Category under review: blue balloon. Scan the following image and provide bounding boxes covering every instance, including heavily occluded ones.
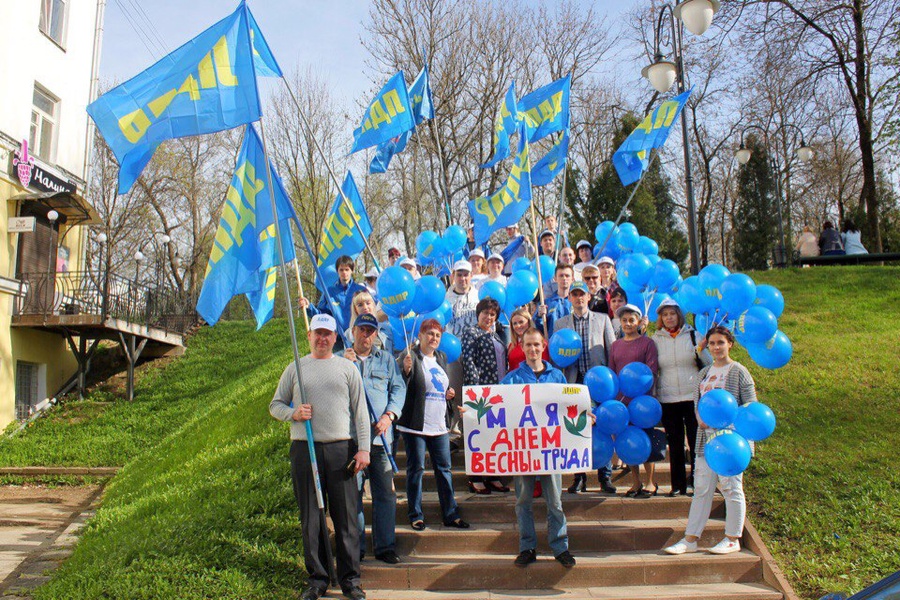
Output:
[533,254,556,281]
[440,299,453,325]
[591,431,615,469]
[421,303,448,327]
[438,331,461,363]
[693,313,714,336]
[411,275,446,314]
[618,253,653,288]
[746,330,792,369]
[705,430,752,477]
[733,402,776,441]
[595,400,629,436]
[377,266,416,317]
[479,280,507,308]
[585,366,619,402]
[646,254,661,268]
[549,329,582,368]
[430,235,447,258]
[637,235,659,255]
[618,362,654,398]
[734,306,778,345]
[443,225,467,253]
[720,273,757,318]
[628,395,662,428]
[594,220,618,245]
[699,264,729,313]
[615,223,640,252]
[754,284,785,318]
[599,243,620,262]
[677,276,705,315]
[652,259,681,292]
[416,230,440,261]
[507,270,539,307]
[646,292,671,320]
[698,389,739,429]
[615,426,652,466]
[511,256,532,273]
[389,314,422,349]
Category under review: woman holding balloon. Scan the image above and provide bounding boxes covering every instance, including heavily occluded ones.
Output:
[665,325,757,556]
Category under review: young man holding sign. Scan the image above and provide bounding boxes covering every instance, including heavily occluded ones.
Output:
[500,328,577,568]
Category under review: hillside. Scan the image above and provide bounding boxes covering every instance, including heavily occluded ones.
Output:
[1,266,897,599]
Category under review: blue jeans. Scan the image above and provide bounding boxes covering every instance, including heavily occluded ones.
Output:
[515,474,568,556]
[357,445,397,556]
[402,432,460,524]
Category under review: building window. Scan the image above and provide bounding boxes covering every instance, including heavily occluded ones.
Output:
[39,0,68,47]
[30,85,58,162]
[15,362,41,420]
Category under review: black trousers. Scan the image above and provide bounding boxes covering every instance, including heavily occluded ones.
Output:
[290,439,360,592]
[660,401,698,493]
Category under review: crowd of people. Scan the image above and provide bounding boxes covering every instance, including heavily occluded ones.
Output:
[270,222,760,600]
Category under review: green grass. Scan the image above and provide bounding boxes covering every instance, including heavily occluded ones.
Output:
[2,267,897,599]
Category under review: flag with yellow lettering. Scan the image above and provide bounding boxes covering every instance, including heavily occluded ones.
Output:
[350,71,415,154]
[531,129,569,186]
[315,172,372,290]
[468,122,532,245]
[87,2,280,195]
[518,75,570,143]
[612,89,692,186]
[197,124,297,329]
[369,66,434,173]
[481,82,520,169]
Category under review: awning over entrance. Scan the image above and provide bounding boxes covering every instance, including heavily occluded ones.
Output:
[10,190,101,226]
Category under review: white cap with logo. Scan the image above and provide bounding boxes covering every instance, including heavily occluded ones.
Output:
[309,314,337,332]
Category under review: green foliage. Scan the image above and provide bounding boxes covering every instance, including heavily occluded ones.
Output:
[567,115,688,265]
[734,135,778,270]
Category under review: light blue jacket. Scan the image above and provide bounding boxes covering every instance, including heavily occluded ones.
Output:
[501,360,568,385]
[337,347,406,446]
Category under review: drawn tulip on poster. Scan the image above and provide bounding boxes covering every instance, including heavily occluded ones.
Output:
[564,404,589,438]
[464,387,504,424]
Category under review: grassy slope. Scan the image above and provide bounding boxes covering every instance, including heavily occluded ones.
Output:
[1,267,897,599]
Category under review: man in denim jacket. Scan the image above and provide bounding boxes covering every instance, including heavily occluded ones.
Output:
[338,314,406,565]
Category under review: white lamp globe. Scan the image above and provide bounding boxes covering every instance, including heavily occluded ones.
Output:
[97,232,108,244]
[674,0,721,36]
[797,144,814,163]
[47,209,59,223]
[642,60,677,93]
[134,250,145,263]
[735,147,752,165]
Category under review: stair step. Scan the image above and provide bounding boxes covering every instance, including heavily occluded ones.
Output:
[364,582,783,599]
[368,518,727,555]
[361,549,763,590]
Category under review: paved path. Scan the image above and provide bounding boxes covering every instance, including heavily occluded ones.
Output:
[0,485,102,599]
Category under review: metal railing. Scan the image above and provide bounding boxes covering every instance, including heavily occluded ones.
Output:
[14,270,198,334]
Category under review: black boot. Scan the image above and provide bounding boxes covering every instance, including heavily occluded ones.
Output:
[567,473,587,494]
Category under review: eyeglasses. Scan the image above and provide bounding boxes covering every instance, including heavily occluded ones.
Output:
[583,276,599,281]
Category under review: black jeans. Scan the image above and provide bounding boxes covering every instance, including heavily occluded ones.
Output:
[660,401,698,493]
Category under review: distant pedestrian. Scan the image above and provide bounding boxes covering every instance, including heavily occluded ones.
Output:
[795,225,819,258]
[841,220,868,255]
[818,221,844,256]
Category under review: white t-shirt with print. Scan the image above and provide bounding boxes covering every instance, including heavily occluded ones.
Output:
[398,355,450,436]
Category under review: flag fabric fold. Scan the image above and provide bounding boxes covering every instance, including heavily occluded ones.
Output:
[350,71,415,154]
[480,82,520,169]
[316,172,373,289]
[369,66,434,173]
[518,75,571,143]
[531,129,569,186]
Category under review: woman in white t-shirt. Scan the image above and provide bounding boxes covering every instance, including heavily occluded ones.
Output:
[398,319,469,531]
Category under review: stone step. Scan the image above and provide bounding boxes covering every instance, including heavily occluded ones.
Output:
[365,491,724,523]
[360,549,763,590]
[364,582,783,600]
[366,518,727,555]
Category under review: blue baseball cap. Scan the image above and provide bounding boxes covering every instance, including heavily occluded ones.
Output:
[568,281,589,295]
[354,313,379,329]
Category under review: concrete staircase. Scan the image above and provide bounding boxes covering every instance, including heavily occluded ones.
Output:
[359,446,796,600]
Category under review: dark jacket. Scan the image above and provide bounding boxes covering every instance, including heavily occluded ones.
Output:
[396,346,451,432]
[461,325,506,386]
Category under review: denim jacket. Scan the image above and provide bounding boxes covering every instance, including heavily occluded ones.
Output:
[337,347,406,446]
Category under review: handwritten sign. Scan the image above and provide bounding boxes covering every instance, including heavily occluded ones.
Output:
[463,383,592,476]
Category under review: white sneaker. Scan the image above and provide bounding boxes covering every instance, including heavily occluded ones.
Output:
[663,538,698,555]
[708,537,741,555]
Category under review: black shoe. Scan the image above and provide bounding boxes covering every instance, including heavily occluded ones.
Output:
[343,585,367,600]
[667,488,688,497]
[443,517,470,529]
[555,550,576,568]
[300,587,324,600]
[599,478,617,494]
[375,550,401,564]
[567,474,587,494]
[515,548,537,567]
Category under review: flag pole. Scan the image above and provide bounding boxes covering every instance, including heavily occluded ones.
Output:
[596,150,660,257]
[554,159,568,263]
[278,80,382,271]
[292,259,310,331]
[257,118,338,588]
[529,202,548,338]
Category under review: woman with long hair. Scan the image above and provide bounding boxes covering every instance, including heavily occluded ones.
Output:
[841,219,868,255]
[347,291,393,354]
[508,307,548,371]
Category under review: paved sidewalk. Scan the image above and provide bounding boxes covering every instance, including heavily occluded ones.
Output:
[0,485,102,598]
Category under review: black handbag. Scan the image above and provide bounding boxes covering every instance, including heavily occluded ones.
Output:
[646,428,668,463]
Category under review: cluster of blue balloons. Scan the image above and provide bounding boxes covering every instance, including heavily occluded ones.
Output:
[583,362,664,467]
[697,389,777,476]
[415,225,468,274]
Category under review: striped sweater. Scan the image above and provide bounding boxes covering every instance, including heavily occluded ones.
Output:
[694,361,757,457]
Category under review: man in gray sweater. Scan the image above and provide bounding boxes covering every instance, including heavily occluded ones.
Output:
[269,313,371,600]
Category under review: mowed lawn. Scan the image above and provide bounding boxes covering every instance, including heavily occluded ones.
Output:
[0,266,897,599]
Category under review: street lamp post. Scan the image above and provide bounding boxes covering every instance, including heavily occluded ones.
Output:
[46,210,59,276]
[97,232,108,317]
[157,233,170,290]
[735,124,813,267]
[641,0,720,275]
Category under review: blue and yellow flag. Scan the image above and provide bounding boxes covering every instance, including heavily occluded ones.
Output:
[481,82,520,169]
[531,129,569,187]
[518,75,570,143]
[370,66,434,173]
[612,89,692,186]
[468,122,532,245]
[87,3,280,195]
[196,124,297,329]
[316,172,372,288]
[350,71,415,154]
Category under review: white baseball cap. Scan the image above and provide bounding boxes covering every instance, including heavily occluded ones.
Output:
[469,248,485,259]
[487,252,504,263]
[598,256,615,266]
[616,304,643,318]
[400,257,417,268]
[310,313,337,332]
[453,259,472,272]
[363,269,379,279]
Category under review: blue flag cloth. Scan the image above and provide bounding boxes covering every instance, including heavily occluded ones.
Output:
[468,122,532,245]
[613,89,692,186]
[87,3,280,195]
[196,124,298,329]
[370,66,434,173]
[518,75,570,143]
[531,129,569,187]
[316,172,373,288]
[350,71,415,154]
[481,82,520,169]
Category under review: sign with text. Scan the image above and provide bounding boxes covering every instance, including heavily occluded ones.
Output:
[463,383,592,476]
[8,216,36,233]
